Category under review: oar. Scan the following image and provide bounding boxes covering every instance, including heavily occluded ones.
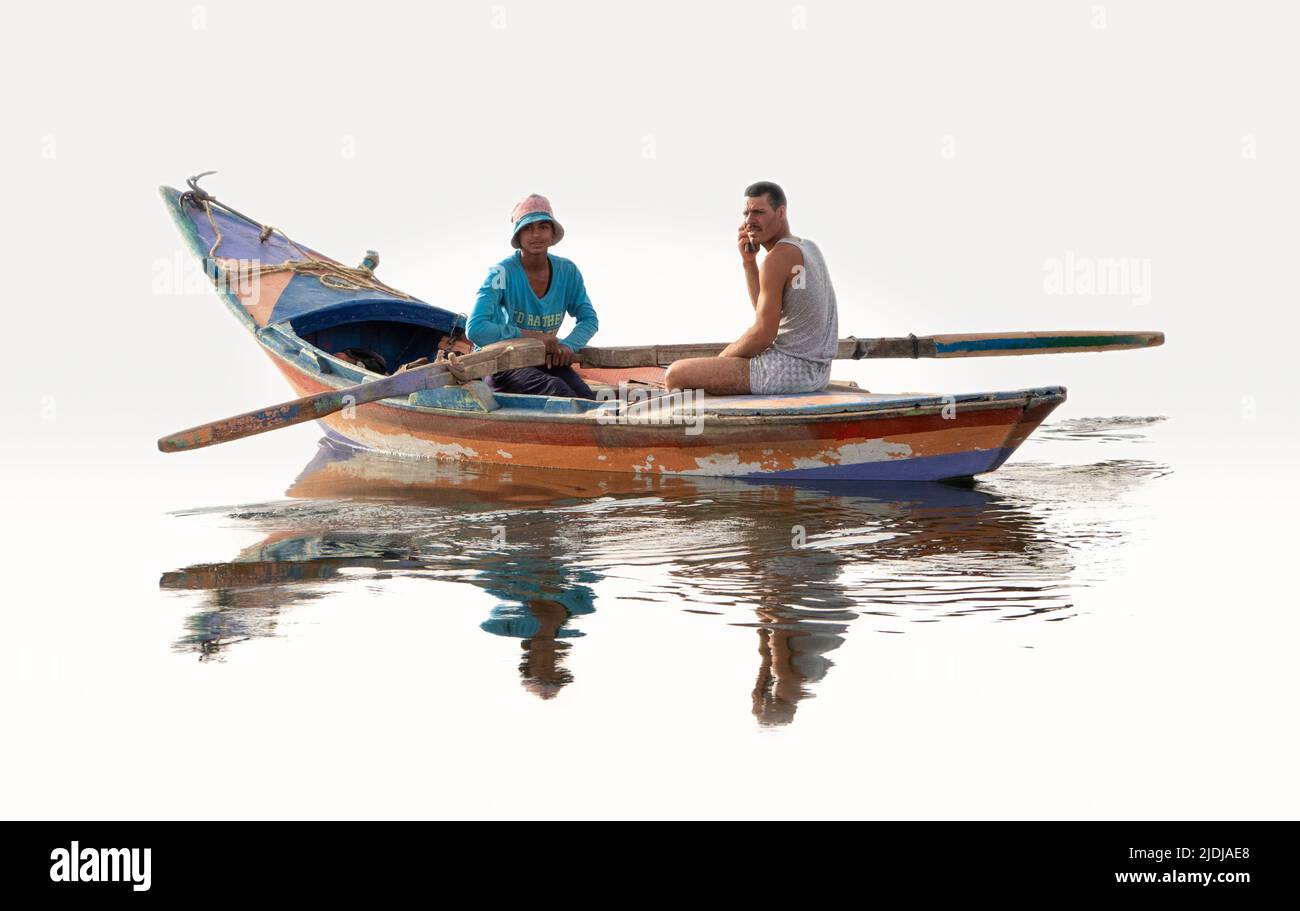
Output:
[158,338,546,453]
[576,330,1164,367]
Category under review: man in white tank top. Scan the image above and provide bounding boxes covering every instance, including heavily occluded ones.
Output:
[664,182,839,396]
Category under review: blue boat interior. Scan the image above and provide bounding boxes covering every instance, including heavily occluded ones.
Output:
[265,282,617,410]
[260,299,608,413]
[282,294,464,376]
[298,318,452,376]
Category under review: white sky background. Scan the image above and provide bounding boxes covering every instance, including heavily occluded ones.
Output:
[2,0,1296,457]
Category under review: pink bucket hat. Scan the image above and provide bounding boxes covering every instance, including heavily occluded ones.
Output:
[510,194,565,248]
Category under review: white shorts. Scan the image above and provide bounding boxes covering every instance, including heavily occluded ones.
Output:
[748,347,832,395]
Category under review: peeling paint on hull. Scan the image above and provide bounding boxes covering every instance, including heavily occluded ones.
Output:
[276,352,1064,482]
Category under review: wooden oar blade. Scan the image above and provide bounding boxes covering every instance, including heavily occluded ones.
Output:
[928,330,1164,358]
[159,387,370,452]
[159,338,546,453]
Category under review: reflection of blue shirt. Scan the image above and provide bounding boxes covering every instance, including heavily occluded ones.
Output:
[479,580,596,639]
[467,252,599,351]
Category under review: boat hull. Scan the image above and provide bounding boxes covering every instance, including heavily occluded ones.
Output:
[266,351,1063,482]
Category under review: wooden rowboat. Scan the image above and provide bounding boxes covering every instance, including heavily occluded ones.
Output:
[161,183,1078,483]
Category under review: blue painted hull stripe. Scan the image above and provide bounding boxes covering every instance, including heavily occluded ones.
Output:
[749,448,1015,481]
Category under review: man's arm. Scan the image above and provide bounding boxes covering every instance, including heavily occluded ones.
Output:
[743,261,760,309]
[720,244,798,358]
[530,265,597,368]
[466,266,520,347]
[739,225,760,308]
[559,267,599,351]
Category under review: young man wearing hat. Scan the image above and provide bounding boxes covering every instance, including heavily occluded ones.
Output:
[467,194,599,399]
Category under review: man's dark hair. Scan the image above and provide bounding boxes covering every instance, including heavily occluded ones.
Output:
[744,181,786,210]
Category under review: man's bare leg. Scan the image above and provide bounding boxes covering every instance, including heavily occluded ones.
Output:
[664,356,751,395]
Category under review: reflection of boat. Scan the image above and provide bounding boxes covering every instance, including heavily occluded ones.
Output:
[286,435,675,506]
[285,434,1031,512]
[161,443,1101,722]
[162,182,1064,481]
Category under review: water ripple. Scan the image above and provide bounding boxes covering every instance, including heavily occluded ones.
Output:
[162,418,1170,723]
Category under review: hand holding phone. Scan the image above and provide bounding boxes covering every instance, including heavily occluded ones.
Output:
[737,225,758,263]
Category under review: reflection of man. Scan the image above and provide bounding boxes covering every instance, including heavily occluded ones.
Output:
[480,573,596,700]
[467,194,599,399]
[736,494,855,727]
[665,181,840,396]
[752,619,848,726]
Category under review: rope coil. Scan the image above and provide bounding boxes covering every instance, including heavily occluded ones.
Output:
[184,173,413,301]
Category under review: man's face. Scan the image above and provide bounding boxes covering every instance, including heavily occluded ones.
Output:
[518,220,555,254]
[742,195,784,246]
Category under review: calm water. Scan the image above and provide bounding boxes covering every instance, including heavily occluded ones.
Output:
[162,419,1171,721]
[12,414,1298,819]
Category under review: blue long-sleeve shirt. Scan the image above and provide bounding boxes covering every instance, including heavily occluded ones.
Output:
[467,252,599,350]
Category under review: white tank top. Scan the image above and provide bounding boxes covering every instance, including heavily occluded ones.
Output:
[772,236,839,366]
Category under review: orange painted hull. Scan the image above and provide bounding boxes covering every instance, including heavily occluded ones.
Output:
[266,351,1064,482]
